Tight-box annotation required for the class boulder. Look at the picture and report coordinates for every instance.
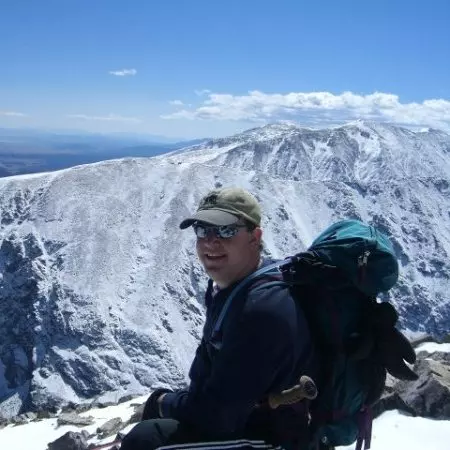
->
[96,417,124,439]
[372,391,416,418]
[47,431,90,450]
[127,403,145,424]
[396,353,450,419]
[57,412,95,427]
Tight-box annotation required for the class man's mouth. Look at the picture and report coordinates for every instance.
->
[205,253,226,261]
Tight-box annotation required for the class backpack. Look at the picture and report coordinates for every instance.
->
[209,219,418,450]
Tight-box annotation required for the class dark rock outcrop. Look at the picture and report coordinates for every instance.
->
[96,417,124,439]
[47,431,90,450]
[373,341,450,419]
[396,350,450,418]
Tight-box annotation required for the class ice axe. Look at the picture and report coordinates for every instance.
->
[268,375,318,409]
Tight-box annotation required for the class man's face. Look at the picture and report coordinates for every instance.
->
[195,221,262,288]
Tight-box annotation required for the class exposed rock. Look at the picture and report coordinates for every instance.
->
[37,409,55,419]
[47,430,90,450]
[372,391,416,418]
[96,417,124,439]
[0,417,8,429]
[10,411,38,425]
[57,412,95,427]
[395,353,450,419]
[60,402,93,415]
[75,404,94,414]
[369,345,450,421]
[127,402,145,424]
[119,394,136,404]
[87,432,126,450]
[384,373,398,392]
[91,401,116,409]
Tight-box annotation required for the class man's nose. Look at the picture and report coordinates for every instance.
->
[202,230,220,243]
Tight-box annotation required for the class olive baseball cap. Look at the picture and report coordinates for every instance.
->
[179,187,261,229]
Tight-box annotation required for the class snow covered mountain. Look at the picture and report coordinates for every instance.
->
[0,120,449,418]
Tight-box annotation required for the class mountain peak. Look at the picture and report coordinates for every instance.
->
[165,121,450,184]
[239,122,300,139]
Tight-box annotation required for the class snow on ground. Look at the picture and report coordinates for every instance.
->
[2,403,450,450]
[2,345,450,449]
[0,394,148,450]
[415,342,450,354]
[338,411,450,450]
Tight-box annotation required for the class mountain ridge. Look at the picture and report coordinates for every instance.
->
[161,121,450,183]
[0,121,449,418]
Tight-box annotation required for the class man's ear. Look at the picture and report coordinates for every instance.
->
[250,227,262,246]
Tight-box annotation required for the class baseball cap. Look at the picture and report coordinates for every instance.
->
[179,187,261,229]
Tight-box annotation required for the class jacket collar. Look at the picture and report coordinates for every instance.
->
[211,256,266,297]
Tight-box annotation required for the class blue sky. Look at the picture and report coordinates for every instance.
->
[1,0,449,139]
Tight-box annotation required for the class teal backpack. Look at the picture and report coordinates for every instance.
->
[209,219,418,449]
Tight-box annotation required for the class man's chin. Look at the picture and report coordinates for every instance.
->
[204,268,229,285]
[205,266,224,278]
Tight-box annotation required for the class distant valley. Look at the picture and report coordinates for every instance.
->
[0,128,205,177]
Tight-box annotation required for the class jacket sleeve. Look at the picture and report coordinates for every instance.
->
[160,286,308,437]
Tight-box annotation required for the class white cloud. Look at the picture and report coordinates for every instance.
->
[109,69,137,77]
[68,113,142,123]
[0,111,27,117]
[161,90,450,132]
[169,100,184,106]
[194,89,211,96]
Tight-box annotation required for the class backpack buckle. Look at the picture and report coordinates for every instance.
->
[358,251,371,268]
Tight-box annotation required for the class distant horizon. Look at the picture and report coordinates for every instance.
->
[0,118,448,143]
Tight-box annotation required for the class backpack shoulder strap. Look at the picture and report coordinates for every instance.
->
[208,259,292,349]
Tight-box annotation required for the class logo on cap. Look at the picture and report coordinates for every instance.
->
[202,193,218,207]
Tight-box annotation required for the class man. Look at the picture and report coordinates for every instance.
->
[120,187,318,450]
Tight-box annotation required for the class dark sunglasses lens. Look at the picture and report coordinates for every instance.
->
[193,224,239,239]
[217,225,238,238]
[193,224,207,238]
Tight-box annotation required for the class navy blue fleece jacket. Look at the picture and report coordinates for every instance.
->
[160,259,317,443]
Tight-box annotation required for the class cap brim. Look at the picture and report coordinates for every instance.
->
[179,209,240,229]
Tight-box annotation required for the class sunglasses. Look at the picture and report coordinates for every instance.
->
[192,223,248,239]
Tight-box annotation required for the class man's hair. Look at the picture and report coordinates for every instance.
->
[242,219,264,251]
[243,220,256,231]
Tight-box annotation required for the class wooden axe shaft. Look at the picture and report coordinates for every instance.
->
[268,375,318,409]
